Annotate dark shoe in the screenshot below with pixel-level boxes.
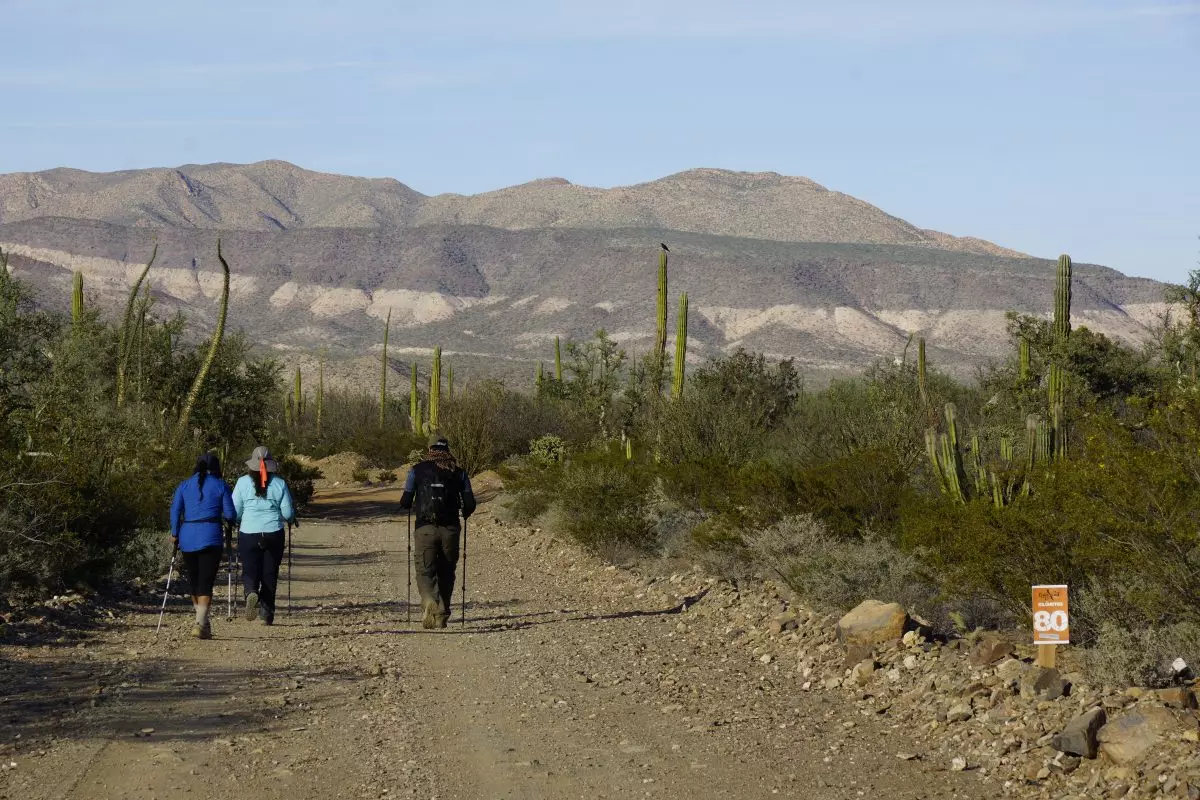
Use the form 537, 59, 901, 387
244, 592, 259, 622
436, 614, 449, 629
199, 622, 213, 640
259, 603, 273, 625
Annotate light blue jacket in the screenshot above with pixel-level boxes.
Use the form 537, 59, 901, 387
232, 474, 296, 534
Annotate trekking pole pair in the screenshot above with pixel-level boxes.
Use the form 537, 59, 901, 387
286, 519, 296, 615
155, 539, 179, 635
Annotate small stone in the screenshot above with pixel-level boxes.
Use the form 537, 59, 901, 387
824, 676, 843, 691
902, 655, 918, 670
950, 757, 967, 772
843, 643, 874, 670
140, 728, 155, 735
946, 703, 973, 723
901, 630, 920, 648
896, 752, 918, 761
759, 654, 773, 664
850, 659, 876, 686
368, 663, 384, 677
770, 612, 798, 634
995, 658, 1030, 683
1058, 755, 1081, 773
1035, 766, 1050, 781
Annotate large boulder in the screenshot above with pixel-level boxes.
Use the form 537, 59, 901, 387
1052, 707, 1107, 759
836, 600, 909, 647
1098, 706, 1179, 765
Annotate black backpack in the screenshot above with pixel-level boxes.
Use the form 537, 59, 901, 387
413, 461, 462, 525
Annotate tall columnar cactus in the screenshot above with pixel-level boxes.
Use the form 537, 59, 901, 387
430, 346, 442, 432
536, 361, 545, 389
117, 242, 158, 408
379, 309, 391, 430
1048, 254, 1073, 459
293, 367, 303, 422
1019, 337, 1031, 382
554, 336, 563, 382
448, 363, 454, 399
173, 240, 230, 443
71, 271, 84, 328
409, 363, 419, 433
655, 248, 668, 381
316, 354, 325, 438
917, 337, 928, 404
672, 292, 688, 399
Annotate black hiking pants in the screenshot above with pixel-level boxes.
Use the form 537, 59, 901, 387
413, 523, 460, 616
239, 530, 285, 618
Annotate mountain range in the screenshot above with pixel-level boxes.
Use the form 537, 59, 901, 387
0, 160, 1167, 391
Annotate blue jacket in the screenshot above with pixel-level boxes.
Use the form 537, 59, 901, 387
233, 474, 296, 534
170, 473, 236, 552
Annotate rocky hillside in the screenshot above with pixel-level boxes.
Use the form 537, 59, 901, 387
0, 161, 1168, 389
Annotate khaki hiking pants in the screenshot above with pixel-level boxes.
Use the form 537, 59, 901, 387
413, 524, 460, 617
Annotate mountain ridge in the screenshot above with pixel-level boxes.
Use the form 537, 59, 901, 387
0, 160, 1025, 257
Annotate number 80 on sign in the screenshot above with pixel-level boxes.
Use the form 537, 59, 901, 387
1032, 584, 1069, 645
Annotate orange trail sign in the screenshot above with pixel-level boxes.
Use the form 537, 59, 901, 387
1032, 584, 1069, 645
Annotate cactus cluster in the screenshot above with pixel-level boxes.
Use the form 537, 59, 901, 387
925, 403, 1025, 509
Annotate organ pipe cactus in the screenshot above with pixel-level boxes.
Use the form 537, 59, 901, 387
173, 239, 229, 443
536, 361, 544, 390
672, 292, 688, 400
379, 309, 391, 430
430, 347, 442, 432
117, 242, 158, 408
1049, 255, 1072, 459
554, 336, 563, 382
1019, 337, 1031, 382
71, 272, 84, 328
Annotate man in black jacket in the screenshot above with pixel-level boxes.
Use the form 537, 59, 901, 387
399, 436, 476, 628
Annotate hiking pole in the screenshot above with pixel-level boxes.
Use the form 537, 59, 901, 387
155, 540, 179, 634
461, 517, 467, 627
225, 526, 234, 621
286, 521, 293, 616
406, 509, 412, 625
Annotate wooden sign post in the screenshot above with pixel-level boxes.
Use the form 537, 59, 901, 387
1032, 584, 1069, 668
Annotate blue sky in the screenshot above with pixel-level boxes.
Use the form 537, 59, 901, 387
1, 0, 1197, 282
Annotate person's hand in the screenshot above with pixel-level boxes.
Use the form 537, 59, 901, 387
170, 535, 179, 549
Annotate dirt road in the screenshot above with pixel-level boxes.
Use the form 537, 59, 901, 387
0, 487, 992, 799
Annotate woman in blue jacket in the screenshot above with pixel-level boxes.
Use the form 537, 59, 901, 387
233, 446, 296, 626
170, 452, 236, 639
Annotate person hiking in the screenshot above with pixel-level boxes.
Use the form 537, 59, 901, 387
400, 436, 476, 629
232, 446, 296, 626
169, 452, 237, 639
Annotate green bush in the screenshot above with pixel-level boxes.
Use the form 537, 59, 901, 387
279, 455, 321, 506
528, 434, 567, 467
555, 451, 654, 553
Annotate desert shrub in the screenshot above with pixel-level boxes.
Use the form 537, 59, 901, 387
351, 466, 370, 483
377, 470, 397, 484
441, 381, 589, 475
1080, 621, 1200, 688
278, 456, 320, 506
745, 514, 935, 613
554, 451, 654, 552
528, 434, 567, 467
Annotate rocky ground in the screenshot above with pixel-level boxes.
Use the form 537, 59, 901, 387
2, 482, 1198, 799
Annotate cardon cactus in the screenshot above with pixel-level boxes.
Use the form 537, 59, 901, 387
554, 336, 563, 382
1048, 254, 1072, 458
1019, 337, 1031, 382
316, 354, 325, 438
430, 346, 442, 432
379, 309, 391, 430
71, 271, 84, 328
294, 367, 303, 422
409, 363, 419, 433
656, 248, 668, 379
448, 363, 454, 399
672, 292, 688, 399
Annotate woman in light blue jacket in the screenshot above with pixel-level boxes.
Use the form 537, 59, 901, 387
233, 446, 296, 625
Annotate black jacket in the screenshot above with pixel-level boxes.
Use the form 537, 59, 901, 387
399, 459, 476, 527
